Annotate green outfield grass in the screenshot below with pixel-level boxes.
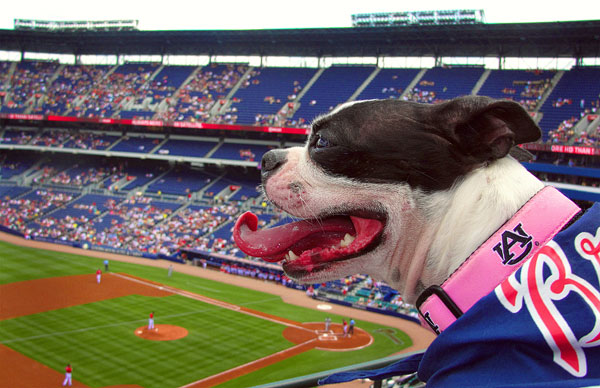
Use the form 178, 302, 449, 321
0, 240, 412, 387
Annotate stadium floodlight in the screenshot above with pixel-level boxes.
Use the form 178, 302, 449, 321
351, 9, 485, 27
14, 19, 139, 31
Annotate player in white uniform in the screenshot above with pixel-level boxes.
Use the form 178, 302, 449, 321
148, 311, 155, 330
62, 364, 72, 386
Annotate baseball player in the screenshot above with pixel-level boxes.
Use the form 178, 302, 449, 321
342, 320, 348, 337
324, 317, 331, 332
62, 363, 72, 386
148, 311, 155, 330
96, 268, 101, 284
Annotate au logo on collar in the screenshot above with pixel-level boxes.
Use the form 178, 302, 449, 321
422, 311, 441, 335
493, 223, 533, 265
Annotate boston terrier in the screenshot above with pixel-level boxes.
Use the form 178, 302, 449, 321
234, 96, 600, 387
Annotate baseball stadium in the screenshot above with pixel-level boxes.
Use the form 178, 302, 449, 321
0, 7, 600, 388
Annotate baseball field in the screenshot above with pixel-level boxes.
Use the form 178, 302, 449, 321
0, 235, 433, 388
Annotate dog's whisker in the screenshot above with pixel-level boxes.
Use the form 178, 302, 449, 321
412, 168, 442, 185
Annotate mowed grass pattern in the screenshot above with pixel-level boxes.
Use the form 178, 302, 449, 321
0, 240, 412, 387
1, 295, 290, 387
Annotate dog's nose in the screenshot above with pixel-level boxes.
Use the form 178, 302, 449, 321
261, 149, 287, 180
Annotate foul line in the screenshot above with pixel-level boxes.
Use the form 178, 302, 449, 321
179, 339, 317, 388
112, 273, 314, 333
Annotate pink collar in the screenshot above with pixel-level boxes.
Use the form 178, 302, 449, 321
416, 186, 581, 334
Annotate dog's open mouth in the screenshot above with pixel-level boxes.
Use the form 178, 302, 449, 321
233, 212, 385, 278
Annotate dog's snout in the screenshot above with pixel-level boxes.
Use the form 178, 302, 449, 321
261, 149, 288, 180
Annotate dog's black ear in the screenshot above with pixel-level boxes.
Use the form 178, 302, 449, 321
454, 99, 541, 162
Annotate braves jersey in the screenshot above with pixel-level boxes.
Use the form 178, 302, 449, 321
320, 203, 600, 387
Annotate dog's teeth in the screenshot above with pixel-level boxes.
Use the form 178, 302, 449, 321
287, 250, 298, 261
339, 233, 355, 248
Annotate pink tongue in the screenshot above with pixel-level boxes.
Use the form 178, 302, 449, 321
233, 211, 383, 263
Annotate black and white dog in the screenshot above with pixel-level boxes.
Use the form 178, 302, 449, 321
234, 96, 600, 387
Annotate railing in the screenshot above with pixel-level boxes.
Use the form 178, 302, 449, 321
251, 350, 425, 388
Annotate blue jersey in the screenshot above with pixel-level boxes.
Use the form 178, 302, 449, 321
321, 203, 600, 387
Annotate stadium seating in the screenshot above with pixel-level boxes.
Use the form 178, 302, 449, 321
538, 67, 600, 141
287, 65, 376, 127
209, 141, 275, 162
145, 167, 213, 196
31, 129, 71, 147
1, 129, 37, 145
173, 63, 248, 123
154, 137, 218, 157
61, 131, 120, 150
478, 69, 555, 111
1, 60, 599, 142
356, 68, 421, 100
1, 61, 60, 113
42, 65, 112, 116
404, 66, 485, 103
110, 135, 162, 153
0, 152, 36, 179
227, 66, 317, 125
0, 61, 12, 94
0, 184, 30, 199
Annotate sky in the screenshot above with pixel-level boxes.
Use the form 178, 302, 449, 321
1, 0, 598, 31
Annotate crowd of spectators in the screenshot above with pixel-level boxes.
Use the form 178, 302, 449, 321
219, 262, 292, 284
1, 128, 123, 151
2, 61, 59, 112
49, 166, 109, 187
32, 166, 59, 184
547, 117, 579, 144
0, 189, 74, 233
3, 190, 246, 257
40, 65, 112, 116
401, 87, 438, 104
74, 65, 156, 119
546, 99, 600, 146
310, 274, 419, 318
31, 130, 70, 147
0, 130, 35, 145
86, 196, 179, 253
0, 61, 12, 93
157, 64, 248, 123
66, 132, 117, 150
512, 78, 553, 111
2, 61, 599, 152
380, 86, 404, 99
573, 126, 600, 147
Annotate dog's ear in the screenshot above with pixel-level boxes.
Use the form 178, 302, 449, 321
454, 99, 541, 163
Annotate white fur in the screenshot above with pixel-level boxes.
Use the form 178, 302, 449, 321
420, 157, 544, 291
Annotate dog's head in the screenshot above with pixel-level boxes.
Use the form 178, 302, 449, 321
234, 96, 540, 300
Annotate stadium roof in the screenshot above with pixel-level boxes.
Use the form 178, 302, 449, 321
0, 20, 599, 59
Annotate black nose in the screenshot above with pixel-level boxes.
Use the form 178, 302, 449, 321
261, 149, 287, 180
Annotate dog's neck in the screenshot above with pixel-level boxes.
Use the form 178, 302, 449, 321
405, 157, 546, 300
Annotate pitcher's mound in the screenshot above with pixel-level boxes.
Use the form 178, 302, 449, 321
134, 324, 188, 341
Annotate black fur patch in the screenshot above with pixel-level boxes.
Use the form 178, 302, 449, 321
307, 97, 540, 192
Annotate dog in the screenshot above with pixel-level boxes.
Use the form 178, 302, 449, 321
233, 96, 600, 387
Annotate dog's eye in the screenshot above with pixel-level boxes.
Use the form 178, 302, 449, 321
315, 135, 333, 149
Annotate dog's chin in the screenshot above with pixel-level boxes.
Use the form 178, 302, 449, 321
233, 207, 387, 282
